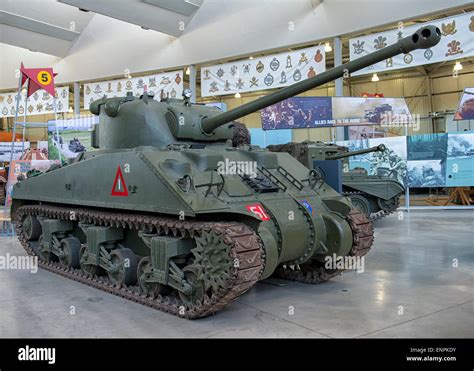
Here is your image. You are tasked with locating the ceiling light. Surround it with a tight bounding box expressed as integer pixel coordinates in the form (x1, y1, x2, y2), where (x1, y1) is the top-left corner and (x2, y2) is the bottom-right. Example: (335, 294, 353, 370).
(371, 73, 380, 82)
(453, 62, 463, 71)
(68, 107, 73, 113)
(324, 42, 332, 52)
(234, 92, 241, 98)
(185, 67, 190, 75)
(249, 56, 254, 60)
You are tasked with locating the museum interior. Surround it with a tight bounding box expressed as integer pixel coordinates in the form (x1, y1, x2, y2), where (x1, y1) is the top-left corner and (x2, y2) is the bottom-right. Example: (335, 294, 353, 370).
(0, 0, 472, 346)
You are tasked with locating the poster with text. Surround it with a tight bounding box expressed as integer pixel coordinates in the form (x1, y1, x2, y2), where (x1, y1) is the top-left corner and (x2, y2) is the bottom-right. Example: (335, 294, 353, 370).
(446, 133, 474, 186)
(48, 116, 97, 160)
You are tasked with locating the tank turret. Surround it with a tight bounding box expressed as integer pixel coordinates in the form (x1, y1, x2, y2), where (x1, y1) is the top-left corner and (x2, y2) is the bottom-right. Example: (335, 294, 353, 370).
(90, 26, 441, 150)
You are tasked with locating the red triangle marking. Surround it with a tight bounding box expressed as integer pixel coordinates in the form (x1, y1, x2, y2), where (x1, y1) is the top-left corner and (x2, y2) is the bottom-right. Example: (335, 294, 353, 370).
(111, 166, 129, 196)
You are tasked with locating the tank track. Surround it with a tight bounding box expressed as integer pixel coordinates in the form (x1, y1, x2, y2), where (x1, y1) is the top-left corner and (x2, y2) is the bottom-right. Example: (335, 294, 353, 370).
(272, 209, 374, 283)
(344, 191, 399, 221)
(15, 204, 265, 319)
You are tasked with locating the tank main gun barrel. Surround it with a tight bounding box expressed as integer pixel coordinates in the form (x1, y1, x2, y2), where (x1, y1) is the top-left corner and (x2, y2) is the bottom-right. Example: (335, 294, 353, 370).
(201, 25, 441, 134)
(326, 144, 386, 160)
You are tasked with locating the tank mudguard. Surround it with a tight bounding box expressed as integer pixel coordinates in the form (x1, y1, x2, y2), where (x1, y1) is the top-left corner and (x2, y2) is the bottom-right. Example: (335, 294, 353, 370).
(343, 178, 404, 200)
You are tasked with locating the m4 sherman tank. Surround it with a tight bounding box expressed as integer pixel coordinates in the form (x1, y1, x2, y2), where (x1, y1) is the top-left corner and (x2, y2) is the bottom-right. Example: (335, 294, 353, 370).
(68, 138, 86, 153)
(268, 141, 405, 220)
(11, 26, 440, 318)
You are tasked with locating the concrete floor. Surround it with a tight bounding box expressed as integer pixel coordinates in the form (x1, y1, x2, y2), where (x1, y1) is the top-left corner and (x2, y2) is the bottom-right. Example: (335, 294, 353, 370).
(0, 210, 473, 338)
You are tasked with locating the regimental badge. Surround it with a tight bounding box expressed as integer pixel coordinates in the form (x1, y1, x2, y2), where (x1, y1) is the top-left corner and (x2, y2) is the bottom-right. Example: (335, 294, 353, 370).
(397, 31, 403, 40)
(352, 40, 365, 55)
(36, 103, 43, 111)
(250, 77, 259, 87)
(236, 78, 244, 89)
(230, 65, 238, 76)
(209, 82, 219, 93)
(18, 106, 24, 115)
(160, 77, 170, 85)
(10, 107, 15, 115)
(299, 52, 308, 65)
(373, 36, 387, 50)
(256, 61, 264, 73)
(424, 49, 433, 60)
(0, 96, 3, 103)
(149, 77, 157, 87)
(224, 80, 231, 91)
(61, 89, 68, 98)
(386, 57, 393, 67)
(286, 55, 292, 68)
(42, 91, 49, 100)
(85, 86, 91, 95)
(243, 64, 251, 74)
(33, 91, 39, 100)
(54, 90, 58, 99)
(125, 80, 133, 90)
(7, 95, 13, 104)
(217, 68, 225, 78)
(2, 107, 8, 115)
(94, 84, 102, 94)
(307, 66, 316, 78)
(441, 20, 457, 36)
(136, 79, 144, 89)
(106, 83, 113, 93)
(314, 50, 323, 63)
(57, 101, 63, 110)
(170, 88, 176, 98)
(293, 69, 302, 81)
(445, 40, 463, 57)
(403, 53, 413, 64)
(175, 73, 181, 84)
(280, 71, 287, 84)
(203, 70, 211, 79)
(28, 105, 34, 113)
(270, 58, 280, 71)
(264, 73, 274, 86)
(45, 103, 54, 111)
(470, 16, 474, 32)
(117, 82, 122, 92)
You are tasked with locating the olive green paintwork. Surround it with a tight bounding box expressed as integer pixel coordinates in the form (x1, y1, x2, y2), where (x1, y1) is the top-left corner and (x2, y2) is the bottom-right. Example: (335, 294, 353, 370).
(11, 26, 441, 280)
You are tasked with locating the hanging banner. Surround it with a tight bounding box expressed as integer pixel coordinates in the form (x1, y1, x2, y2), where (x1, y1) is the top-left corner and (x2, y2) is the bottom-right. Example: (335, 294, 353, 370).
(83, 70, 184, 109)
(261, 96, 412, 129)
(201, 46, 325, 97)
(349, 12, 474, 76)
(0, 87, 69, 118)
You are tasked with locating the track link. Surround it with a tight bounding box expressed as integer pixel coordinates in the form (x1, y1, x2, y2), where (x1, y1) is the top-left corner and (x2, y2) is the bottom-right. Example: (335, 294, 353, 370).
(273, 209, 374, 283)
(15, 204, 265, 319)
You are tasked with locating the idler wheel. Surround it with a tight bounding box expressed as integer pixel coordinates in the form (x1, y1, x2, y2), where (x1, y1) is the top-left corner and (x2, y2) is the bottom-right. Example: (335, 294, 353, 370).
(107, 248, 138, 286)
(59, 237, 81, 268)
(349, 194, 371, 216)
(137, 257, 170, 297)
(377, 195, 399, 213)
